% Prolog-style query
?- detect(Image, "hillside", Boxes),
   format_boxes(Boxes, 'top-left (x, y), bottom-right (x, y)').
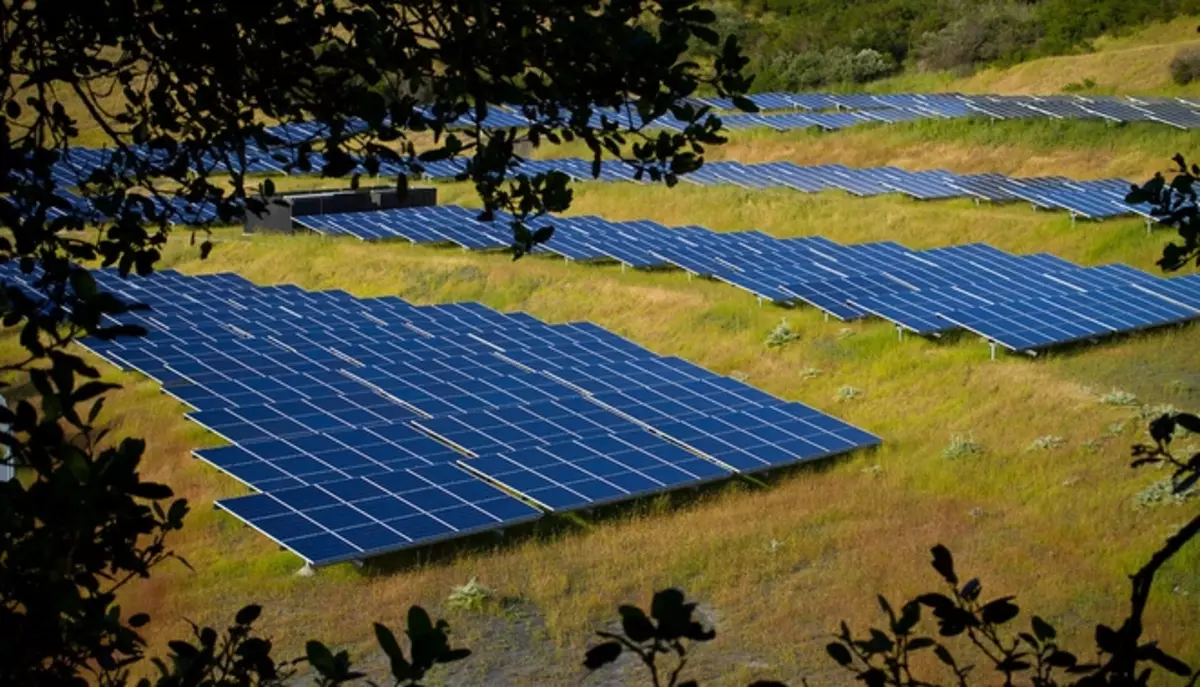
top-left (867, 15), bottom-right (1200, 96)
top-left (12, 175), bottom-right (1181, 684)
top-left (9, 7), bottom-right (1200, 687)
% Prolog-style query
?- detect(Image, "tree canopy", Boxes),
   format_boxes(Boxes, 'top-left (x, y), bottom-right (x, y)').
top-left (0, 2), bottom-right (752, 683)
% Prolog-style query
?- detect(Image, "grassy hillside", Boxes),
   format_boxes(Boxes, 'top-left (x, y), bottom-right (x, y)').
top-left (28, 181), bottom-right (1191, 685)
top-left (869, 15), bottom-right (1200, 95)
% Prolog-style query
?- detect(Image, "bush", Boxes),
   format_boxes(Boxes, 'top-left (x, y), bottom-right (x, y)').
top-left (1100, 389), bottom-right (1140, 406)
top-left (765, 319), bottom-right (801, 348)
top-left (759, 46), bottom-right (897, 90)
top-left (915, 1), bottom-right (1039, 72)
top-left (1169, 47), bottom-right (1200, 85)
top-left (835, 385), bottom-right (862, 402)
top-left (447, 578), bottom-right (494, 612)
top-left (1134, 477), bottom-right (1199, 509)
top-left (1027, 435), bottom-right (1067, 451)
top-left (943, 433), bottom-right (984, 460)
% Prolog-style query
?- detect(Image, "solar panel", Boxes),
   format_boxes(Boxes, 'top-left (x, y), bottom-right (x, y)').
top-left (0, 262), bottom-right (880, 566)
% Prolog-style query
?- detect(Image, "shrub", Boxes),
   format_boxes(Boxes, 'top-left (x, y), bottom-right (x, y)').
top-left (765, 319), bottom-right (801, 348)
top-left (1062, 77), bottom-right (1097, 92)
top-left (1169, 48), bottom-right (1200, 85)
top-left (836, 385), bottom-right (862, 402)
top-left (1100, 389), bottom-right (1139, 406)
top-left (447, 578), bottom-right (494, 612)
top-left (943, 433), bottom-right (984, 460)
top-left (915, 1), bottom-right (1039, 72)
top-left (1027, 435), bottom-right (1067, 451)
top-left (760, 46), bottom-right (896, 90)
top-left (1134, 477), bottom-right (1198, 510)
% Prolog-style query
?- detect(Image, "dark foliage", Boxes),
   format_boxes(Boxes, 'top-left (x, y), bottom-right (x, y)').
top-left (1126, 155), bottom-right (1199, 271)
top-left (825, 416), bottom-right (1200, 687)
top-left (0, 2), bottom-right (751, 685)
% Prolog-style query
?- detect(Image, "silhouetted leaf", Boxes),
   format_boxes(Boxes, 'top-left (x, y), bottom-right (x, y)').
top-left (306, 641), bottom-right (335, 676)
top-left (931, 544), bottom-right (958, 585)
top-left (234, 605), bottom-right (261, 625)
top-left (1095, 624), bottom-right (1121, 654)
top-left (618, 606), bottom-right (655, 643)
top-left (827, 642), bottom-right (853, 666)
top-left (1047, 650), bottom-right (1077, 667)
top-left (1175, 413), bottom-right (1200, 433)
top-left (374, 622), bottom-right (410, 681)
top-left (583, 641), bottom-right (622, 670)
top-left (961, 578), bottom-right (981, 602)
top-left (934, 644), bottom-right (957, 666)
top-left (1032, 615), bottom-right (1057, 641)
top-left (907, 637), bottom-right (936, 651)
top-left (980, 597), bottom-right (1020, 625)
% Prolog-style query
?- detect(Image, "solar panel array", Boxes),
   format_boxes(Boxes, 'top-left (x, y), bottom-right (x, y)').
top-left (414, 158), bottom-right (1152, 222)
top-left (0, 264), bottom-right (879, 566)
top-left (294, 204), bottom-right (1200, 354)
top-left (693, 92), bottom-right (1200, 131)
top-left (26, 157), bottom-right (1150, 228)
top-left (34, 90), bottom-right (1199, 199)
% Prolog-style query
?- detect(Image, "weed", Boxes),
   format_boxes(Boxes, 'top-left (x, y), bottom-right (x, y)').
top-left (447, 578), bottom-right (494, 613)
top-left (1027, 435), bottom-right (1067, 452)
top-left (1133, 478), bottom-right (1199, 510)
top-left (835, 385), bottom-right (862, 402)
top-left (1100, 389), bottom-right (1139, 406)
top-left (1106, 421), bottom-right (1127, 437)
top-left (942, 433), bottom-right (984, 460)
top-left (1062, 77), bottom-right (1097, 92)
top-left (1138, 403), bottom-right (1180, 421)
top-left (764, 319), bottom-right (801, 348)
top-left (861, 464), bottom-right (884, 478)
top-left (729, 370), bottom-right (750, 383)
top-left (801, 367), bottom-right (822, 379)
top-left (836, 327), bottom-right (856, 340)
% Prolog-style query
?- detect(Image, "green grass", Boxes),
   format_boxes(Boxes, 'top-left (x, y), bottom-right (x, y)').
top-left (48, 180), bottom-right (1194, 685)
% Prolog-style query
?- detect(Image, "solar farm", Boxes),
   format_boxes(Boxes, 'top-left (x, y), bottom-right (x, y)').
top-left (0, 264), bottom-right (879, 567)
top-left (8, 27), bottom-right (1200, 671)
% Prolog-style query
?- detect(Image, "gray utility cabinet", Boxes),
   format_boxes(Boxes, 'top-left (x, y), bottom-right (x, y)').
top-left (244, 186), bottom-right (438, 233)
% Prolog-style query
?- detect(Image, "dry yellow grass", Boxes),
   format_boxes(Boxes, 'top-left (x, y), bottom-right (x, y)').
top-left (27, 181), bottom-right (1185, 685)
top-left (869, 15), bottom-right (1200, 97)
top-left (958, 16), bottom-right (1200, 95)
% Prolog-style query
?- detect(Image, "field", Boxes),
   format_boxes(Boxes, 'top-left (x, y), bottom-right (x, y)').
top-left (30, 166), bottom-right (1189, 685)
top-left (9, 14), bottom-right (1200, 684)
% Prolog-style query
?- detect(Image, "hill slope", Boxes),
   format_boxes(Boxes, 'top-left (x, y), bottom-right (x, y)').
top-left (870, 15), bottom-right (1200, 95)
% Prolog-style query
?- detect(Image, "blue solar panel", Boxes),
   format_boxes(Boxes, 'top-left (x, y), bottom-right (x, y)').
top-left (0, 262), bottom-right (880, 566)
top-left (217, 464), bottom-right (542, 566)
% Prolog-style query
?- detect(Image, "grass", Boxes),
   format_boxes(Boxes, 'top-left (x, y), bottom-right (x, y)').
top-left (867, 15), bottom-right (1200, 96)
top-left (25, 178), bottom-right (1190, 685)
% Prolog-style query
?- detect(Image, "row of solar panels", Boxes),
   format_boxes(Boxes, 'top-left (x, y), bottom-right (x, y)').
top-left (690, 92), bottom-right (1200, 129)
top-left (30, 154), bottom-right (1155, 230)
top-left (268, 93), bottom-right (1200, 132)
top-left (416, 158), bottom-right (1151, 222)
top-left (32, 89), bottom-right (1200, 190)
top-left (294, 204), bottom-right (1200, 354)
top-left (0, 264), bottom-right (879, 566)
